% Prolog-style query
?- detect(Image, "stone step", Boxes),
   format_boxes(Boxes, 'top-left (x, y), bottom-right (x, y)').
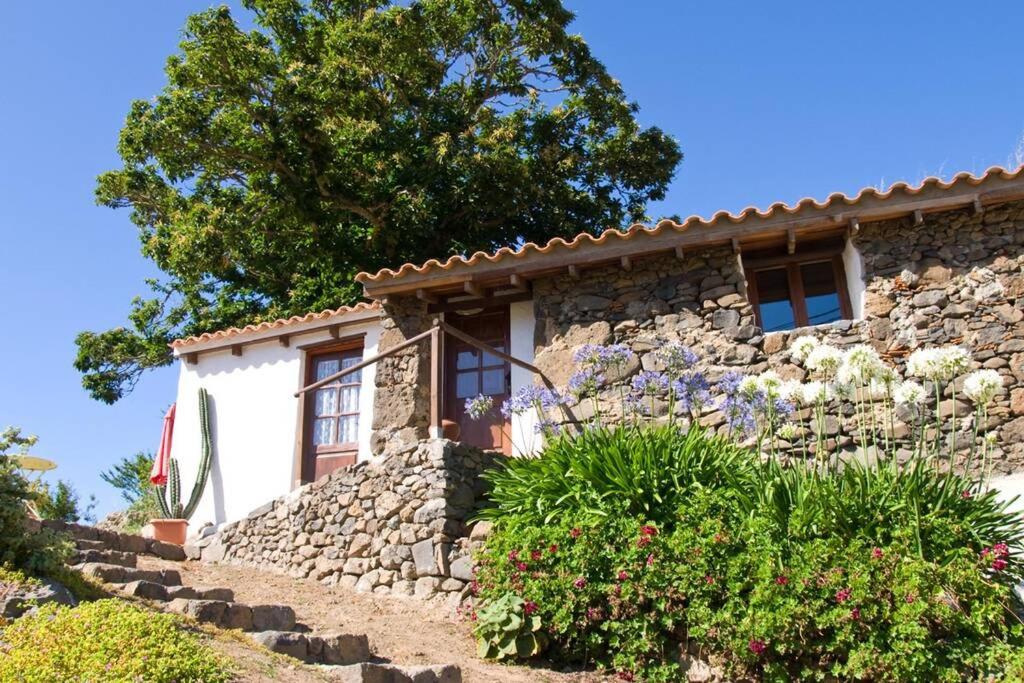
top-left (77, 562), bottom-right (182, 587)
top-left (321, 662), bottom-right (461, 683)
top-left (75, 539), bottom-right (107, 551)
top-left (167, 599), bottom-right (296, 632)
top-left (250, 630), bottom-right (371, 666)
top-left (70, 548), bottom-right (137, 568)
top-left (118, 580), bottom-right (234, 603)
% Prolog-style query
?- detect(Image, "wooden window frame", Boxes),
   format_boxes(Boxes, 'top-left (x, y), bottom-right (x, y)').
top-left (297, 335), bottom-right (365, 483)
top-left (746, 253), bottom-right (852, 331)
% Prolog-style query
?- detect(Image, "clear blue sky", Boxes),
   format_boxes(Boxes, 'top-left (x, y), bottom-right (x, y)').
top-left (2, 1), bottom-right (1022, 519)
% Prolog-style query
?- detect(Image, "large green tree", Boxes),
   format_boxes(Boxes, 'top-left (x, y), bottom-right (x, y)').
top-left (77, 0), bottom-right (682, 403)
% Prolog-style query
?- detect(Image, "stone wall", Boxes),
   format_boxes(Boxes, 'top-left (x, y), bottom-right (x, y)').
top-left (531, 200), bottom-right (1024, 473)
top-left (370, 297), bottom-right (435, 454)
top-left (194, 439), bottom-right (498, 605)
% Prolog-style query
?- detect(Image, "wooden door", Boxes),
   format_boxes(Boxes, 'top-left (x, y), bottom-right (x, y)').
top-left (302, 344), bottom-right (363, 481)
top-left (444, 308), bottom-right (512, 453)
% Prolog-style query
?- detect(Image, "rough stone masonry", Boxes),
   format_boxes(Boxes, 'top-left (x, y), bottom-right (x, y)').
top-left (193, 439), bottom-right (498, 605)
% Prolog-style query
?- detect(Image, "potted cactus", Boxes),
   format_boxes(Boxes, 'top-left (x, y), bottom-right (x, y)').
top-left (152, 388), bottom-right (213, 545)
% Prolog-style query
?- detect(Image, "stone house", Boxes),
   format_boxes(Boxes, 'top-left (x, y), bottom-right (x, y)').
top-left (173, 166), bottom-right (1024, 597)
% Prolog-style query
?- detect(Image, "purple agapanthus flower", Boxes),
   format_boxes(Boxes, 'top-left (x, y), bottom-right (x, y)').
top-left (535, 418), bottom-right (562, 435)
top-left (718, 371), bottom-right (744, 396)
top-left (657, 343), bottom-right (699, 376)
top-left (573, 343), bottom-right (635, 370)
top-left (631, 371), bottom-right (669, 395)
top-left (673, 371), bottom-right (710, 414)
top-left (568, 367), bottom-right (605, 398)
top-left (501, 385), bottom-right (568, 418)
top-left (721, 393), bottom-right (756, 435)
top-left (464, 394), bottom-right (494, 420)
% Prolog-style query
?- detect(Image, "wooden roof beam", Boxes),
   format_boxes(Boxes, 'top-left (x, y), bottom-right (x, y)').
top-left (463, 281), bottom-right (485, 298)
top-left (509, 273), bottom-right (530, 292)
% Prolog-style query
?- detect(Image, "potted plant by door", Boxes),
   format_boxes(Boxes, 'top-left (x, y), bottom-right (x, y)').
top-left (152, 388), bottom-right (213, 545)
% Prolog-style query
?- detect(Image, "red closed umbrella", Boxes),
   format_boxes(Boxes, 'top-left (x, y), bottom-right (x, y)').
top-left (150, 403), bottom-right (176, 486)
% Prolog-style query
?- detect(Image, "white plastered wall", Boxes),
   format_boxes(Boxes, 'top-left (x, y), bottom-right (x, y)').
top-left (170, 319), bottom-right (380, 529)
top-left (508, 299), bottom-right (540, 456)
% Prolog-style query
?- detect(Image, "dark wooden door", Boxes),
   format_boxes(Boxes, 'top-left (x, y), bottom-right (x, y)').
top-left (303, 345), bottom-right (363, 481)
top-left (444, 308), bottom-right (512, 453)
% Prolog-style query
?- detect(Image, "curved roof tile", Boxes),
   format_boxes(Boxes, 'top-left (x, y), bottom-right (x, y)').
top-left (355, 165), bottom-right (1024, 286)
top-left (170, 301), bottom-right (379, 349)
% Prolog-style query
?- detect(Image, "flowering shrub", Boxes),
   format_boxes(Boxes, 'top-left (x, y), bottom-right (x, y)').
top-left (0, 599), bottom-right (231, 682)
top-left (469, 340), bottom-right (1024, 679)
top-left (475, 488), bottom-right (1024, 681)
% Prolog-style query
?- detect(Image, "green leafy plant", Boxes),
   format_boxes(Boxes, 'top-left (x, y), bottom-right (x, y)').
top-left (478, 424), bottom-right (754, 527)
top-left (474, 592), bottom-right (549, 661)
top-left (33, 479), bottom-right (97, 524)
top-left (101, 451), bottom-right (154, 504)
top-left (0, 599), bottom-right (231, 682)
top-left (0, 428), bottom-right (72, 575)
top-left (155, 388), bottom-right (213, 521)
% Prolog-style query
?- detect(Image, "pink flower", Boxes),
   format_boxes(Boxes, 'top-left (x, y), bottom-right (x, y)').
top-left (871, 547), bottom-right (884, 560)
top-left (850, 607), bottom-right (861, 621)
top-left (617, 570), bottom-right (629, 581)
top-left (981, 547), bottom-right (992, 559)
top-left (586, 607), bottom-right (603, 621)
top-left (548, 544), bottom-right (558, 554)
top-left (530, 550), bottom-right (542, 562)
top-left (524, 600), bottom-right (538, 615)
top-left (835, 587), bottom-right (852, 603)
top-left (703, 575), bottom-right (715, 585)
top-left (640, 524), bottom-right (658, 537)
top-left (962, 490), bottom-right (972, 499)
top-left (748, 639), bottom-right (767, 655)
top-left (570, 527), bottom-right (582, 539)
top-left (646, 553), bottom-right (655, 567)
top-left (617, 671), bottom-right (634, 682)
top-left (905, 593), bottom-right (916, 604)
top-left (574, 577), bottom-right (587, 589)
top-left (508, 550), bottom-right (519, 561)
top-left (775, 575), bottom-right (789, 586)
top-left (992, 558), bottom-right (1008, 572)
top-left (637, 536), bottom-right (651, 548)
top-left (713, 533), bottom-right (725, 544)
top-left (516, 562), bottom-right (528, 572)
top-left (993, 542), bottom-right (1010, 558)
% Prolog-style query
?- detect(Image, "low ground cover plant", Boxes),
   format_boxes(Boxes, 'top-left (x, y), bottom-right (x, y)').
top-left (0, 599), bottom-right (231, 682)
top-left (468, 340), bottom-right (1024, 681)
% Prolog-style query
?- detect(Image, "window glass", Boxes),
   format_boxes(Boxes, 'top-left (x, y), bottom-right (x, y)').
top-left (316, 359), bottom-right (339, 381)
top-left (338, 415), bottom-right (359, 444)
top-left (801, 262), bottom-right (843, 326)
top-left (481, 368), bottom-right (505, 395)
top-left (456, 349), bottom-right (478, 370)
top-left (754, 268), bottom-right (796, 332)
top-left (481, 345), bottom-right (506, 367)
top-left (314, 388), bottom-right (337, 417)
top-left (313, 418), bottom-right (334, 445)
top-left (456, 372), bottom-right (479, 398)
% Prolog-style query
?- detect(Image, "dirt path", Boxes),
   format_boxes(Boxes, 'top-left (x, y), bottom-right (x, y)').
top-left (139, 556), bottom-right (607, 683)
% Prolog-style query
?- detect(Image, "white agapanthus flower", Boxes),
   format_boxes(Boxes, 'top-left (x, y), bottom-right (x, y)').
top-left (801, 380), bottom-right (833, 405)
top-left (777, 423), bottom-right (800, 441)
top-left (805, 344), bottom-right (844, 376)
top-left (778, 379), bottom-right (804, 405)
top-left (893, 380), bottom-right (927, 406)
top-left (839, 345), bottom-right (885, 384)
top-left (757, 370), bottom-right (783, 397)
top-left (907, 346), bottom-right (972, 381)
top-left (738, 375), bottom-right (761, 397)
top-left (790, 336), bottom-right (820, 364)
top-left (867, 378), bottom-right (890, 401)
top-left (963, 369), bottom-right (1005, 405)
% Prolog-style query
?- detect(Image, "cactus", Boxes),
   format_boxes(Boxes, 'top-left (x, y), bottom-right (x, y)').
top-left (156, 388), bottom-right (213, 520)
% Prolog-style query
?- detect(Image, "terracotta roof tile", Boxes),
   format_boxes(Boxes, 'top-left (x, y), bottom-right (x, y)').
top-left (170, 301), bottom-right (379, 350)
top-left (355, 165), bottom-right (1024, 287)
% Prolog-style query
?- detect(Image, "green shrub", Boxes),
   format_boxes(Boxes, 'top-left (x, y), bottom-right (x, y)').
top-left (473, 426), bottom-right (1024, 681)
top-left (0, 599), bottom-right (231, 682)
top-left (478, 424), bottom-right (755, 527)
top-left (0, 452), bottom-right (72, 575)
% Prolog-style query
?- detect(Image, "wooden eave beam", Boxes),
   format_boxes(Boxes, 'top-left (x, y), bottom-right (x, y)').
top-left (786, 227), bottom-right (796, 254)
top-left (509, 273), bottom-right (530, 292)
top-left (279, 335), bottom-right (290, 348)
top-left (360, 182), bottom-right (1024, 298)
top-left (231, 344), bottom-right (243, 357)
top-left (416, 288), bottom-right (437, 304)
top-left (463, 281), bottom-right (485, 298)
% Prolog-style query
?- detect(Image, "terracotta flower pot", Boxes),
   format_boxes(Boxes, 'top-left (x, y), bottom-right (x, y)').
top-left (150, 518), bottom-right (188, 545)
top-left (441, 419), bottom-right (461, 440)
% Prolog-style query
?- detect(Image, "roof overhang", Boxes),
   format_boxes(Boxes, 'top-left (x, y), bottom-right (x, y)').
top-left (170, 302), bottom-right (380, 360)
top-left (355, 166), bottom-right (1024, 300)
